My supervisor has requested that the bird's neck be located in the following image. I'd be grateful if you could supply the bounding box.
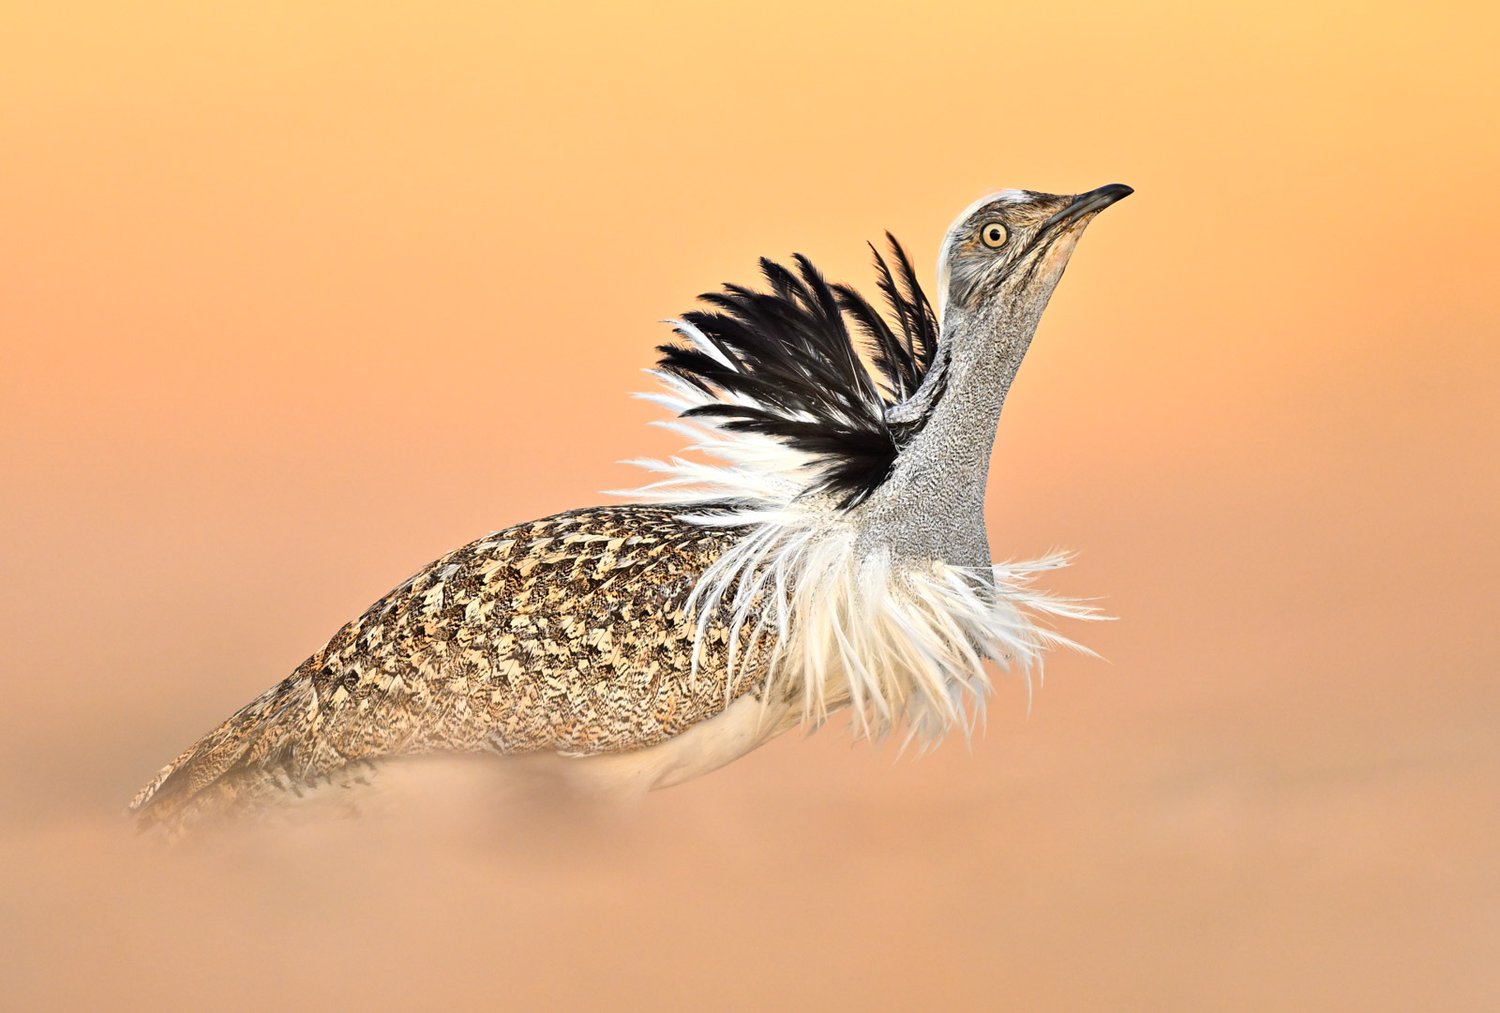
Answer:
[853,304,1039,568]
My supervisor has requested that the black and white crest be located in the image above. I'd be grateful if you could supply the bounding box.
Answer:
[653,235,940,508]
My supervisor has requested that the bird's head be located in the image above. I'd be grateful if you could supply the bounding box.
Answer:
[938,183,1132,330]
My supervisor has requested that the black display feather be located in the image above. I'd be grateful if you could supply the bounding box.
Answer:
[657,235,940,508]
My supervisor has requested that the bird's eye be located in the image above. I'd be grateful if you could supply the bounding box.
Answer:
[980,222,1009,248]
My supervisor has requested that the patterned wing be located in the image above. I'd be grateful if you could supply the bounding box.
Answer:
[129,505,759,830]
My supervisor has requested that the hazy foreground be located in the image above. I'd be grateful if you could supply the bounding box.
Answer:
[5,406,1496,1008]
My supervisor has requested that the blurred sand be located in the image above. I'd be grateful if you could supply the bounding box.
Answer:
[2,1,1498,1009]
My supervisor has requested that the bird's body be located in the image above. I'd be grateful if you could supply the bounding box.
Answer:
[131,184,1131,832]
[131,506,788,829]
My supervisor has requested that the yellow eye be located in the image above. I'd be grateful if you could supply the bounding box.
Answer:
[980,222,1009,248]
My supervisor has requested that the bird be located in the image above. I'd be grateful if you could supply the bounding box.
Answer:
[129,183,1133,833]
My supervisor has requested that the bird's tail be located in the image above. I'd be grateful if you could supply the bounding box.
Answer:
[128,670,344,833]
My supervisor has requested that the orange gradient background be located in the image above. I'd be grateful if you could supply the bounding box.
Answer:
[3,2,1498,1009]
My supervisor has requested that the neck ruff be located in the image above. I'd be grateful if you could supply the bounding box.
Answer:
[615,318,1102,747]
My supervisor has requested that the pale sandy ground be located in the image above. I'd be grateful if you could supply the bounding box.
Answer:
[3,331,1495,1010]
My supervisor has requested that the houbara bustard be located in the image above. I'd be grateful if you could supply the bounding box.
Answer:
[131,184,1132,832]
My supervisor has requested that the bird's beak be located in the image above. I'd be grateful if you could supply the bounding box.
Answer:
[1042,183,1134,230]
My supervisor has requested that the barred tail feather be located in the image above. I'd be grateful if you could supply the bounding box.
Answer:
[128,675,336,831]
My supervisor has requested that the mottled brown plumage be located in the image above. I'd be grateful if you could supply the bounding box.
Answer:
[129,505,765,831]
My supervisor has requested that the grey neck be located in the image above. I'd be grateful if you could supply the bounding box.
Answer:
[852,302,1042,569]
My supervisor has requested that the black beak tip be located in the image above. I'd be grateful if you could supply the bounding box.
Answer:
[1043,183,1135,230]
[1095,183,1134,204]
